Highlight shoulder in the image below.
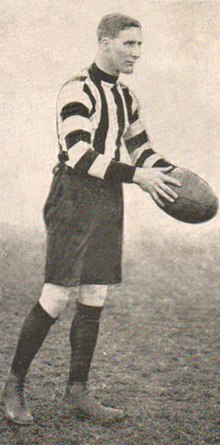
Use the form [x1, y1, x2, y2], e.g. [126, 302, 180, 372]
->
[67, 67, 89, 84]
[57, 67, 92, 107]
[60, 67, 89, 92]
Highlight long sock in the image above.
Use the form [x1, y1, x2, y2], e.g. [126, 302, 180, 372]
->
[68, 301, 103, 385]
[11, 302, 56, 381]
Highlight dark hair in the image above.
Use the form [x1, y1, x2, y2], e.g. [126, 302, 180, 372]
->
[97, 13, 141, 42]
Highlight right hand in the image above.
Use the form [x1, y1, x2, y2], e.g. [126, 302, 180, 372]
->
[133, 166, 181, 207]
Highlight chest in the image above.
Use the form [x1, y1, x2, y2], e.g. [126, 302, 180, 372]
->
[90, 81, 130, 135]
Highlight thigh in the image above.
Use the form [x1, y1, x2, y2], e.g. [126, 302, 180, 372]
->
[80, 181, 124, 285]
[78, 285, 108, 307]
[43, 167, 105, 286]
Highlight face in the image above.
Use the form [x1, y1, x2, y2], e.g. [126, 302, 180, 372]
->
[103, 27, 143, 75]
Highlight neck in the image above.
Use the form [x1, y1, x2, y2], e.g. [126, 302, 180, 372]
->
[95, 55, 119, 77]
[90, 63, 118, 84]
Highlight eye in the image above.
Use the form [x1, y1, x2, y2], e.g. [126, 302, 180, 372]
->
[124, 41, 142, 47]
[124, 41, 135, 46]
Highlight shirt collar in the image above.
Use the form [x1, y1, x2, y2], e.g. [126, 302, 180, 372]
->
[89, 63, 119, 84]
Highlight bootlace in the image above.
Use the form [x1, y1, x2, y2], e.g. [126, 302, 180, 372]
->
[15, 381, 25, 407]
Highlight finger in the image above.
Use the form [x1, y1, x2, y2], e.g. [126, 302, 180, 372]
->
[159, 183, 178, 199]
[151, 191, 165, 207]
[154, 166, 173, 173]
[155, 185, 175, 203]
[163, 176, 182, 187]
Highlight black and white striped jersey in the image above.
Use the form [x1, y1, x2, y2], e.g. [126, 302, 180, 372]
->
[56, 63, 171, 183]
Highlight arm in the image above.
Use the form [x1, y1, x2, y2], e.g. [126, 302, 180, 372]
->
[123, 88, 172, 170]
[122, 88, 181, 205]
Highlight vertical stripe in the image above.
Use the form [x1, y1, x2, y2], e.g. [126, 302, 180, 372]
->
[122, 87, 132, 124]
[89, 69, 109, 154]
[118, 84, 130, 133]
[86, 77, 102, 139]
[122, 87, 138, 124]
[102, 84, 119, 159]
[83, 84, 96, 117]
[111, 85, 125, 161]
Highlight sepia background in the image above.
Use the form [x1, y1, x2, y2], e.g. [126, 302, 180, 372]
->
[0, 1, 220, 444]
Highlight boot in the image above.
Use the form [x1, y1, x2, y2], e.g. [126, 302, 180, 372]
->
[1, 373, 34, 425]
[63, 383, 125, 424]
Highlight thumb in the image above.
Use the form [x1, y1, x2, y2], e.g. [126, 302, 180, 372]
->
[157, 166, 174, 173]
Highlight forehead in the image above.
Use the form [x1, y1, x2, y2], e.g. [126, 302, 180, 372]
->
[115, 27, 142, 43]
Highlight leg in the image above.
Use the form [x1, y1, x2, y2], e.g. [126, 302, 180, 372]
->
[78, 284, 108, 307]
[68, 285, 107, 384]
[2, 283, 72, 424]
[64, 285, 124, 423]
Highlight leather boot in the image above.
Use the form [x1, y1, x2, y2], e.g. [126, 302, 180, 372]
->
[63, 383, 125, 424]
[1, 373, 34, 425]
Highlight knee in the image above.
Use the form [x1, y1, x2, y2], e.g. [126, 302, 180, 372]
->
[78, 285, 108, 307]
[39, 283, 73, 318]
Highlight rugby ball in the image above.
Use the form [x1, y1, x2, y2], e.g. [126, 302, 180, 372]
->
[159, 167, 218, 224]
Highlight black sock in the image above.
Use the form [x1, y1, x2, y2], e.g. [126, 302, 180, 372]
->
[68, 301, 103, 385]
[11, 302, 56, 381]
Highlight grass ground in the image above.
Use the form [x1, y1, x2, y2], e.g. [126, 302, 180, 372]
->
[0, 223, 219, 445]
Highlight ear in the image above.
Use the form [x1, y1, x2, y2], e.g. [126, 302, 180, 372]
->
[99, 37, 112, 52]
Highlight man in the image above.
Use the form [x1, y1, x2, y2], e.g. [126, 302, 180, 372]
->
[2, 13, 180, 425]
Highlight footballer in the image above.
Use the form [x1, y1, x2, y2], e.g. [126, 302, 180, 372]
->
[2, 13, 180, 424]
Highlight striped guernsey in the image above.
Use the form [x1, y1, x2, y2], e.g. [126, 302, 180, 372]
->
[56, 63, 171, 182]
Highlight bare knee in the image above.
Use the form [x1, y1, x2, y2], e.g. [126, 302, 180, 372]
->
[39, 283, 73, 318]
[78, 285, 108, 307]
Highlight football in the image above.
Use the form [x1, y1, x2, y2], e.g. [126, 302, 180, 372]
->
[159, 167, 218, 224]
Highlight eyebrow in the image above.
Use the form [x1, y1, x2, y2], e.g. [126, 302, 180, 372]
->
[124, 40, 143, 44]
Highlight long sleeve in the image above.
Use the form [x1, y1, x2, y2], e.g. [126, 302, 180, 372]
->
[123, 88, 173, 169]
[57, 79, 136, 183]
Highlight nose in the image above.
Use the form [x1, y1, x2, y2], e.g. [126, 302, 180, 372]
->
[131, 44, 141, 59]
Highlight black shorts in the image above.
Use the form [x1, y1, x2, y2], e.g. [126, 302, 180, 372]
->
[43, 165, 123, 286]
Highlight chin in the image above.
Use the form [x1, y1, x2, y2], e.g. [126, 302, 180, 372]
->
[121, 66, 134, 75]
